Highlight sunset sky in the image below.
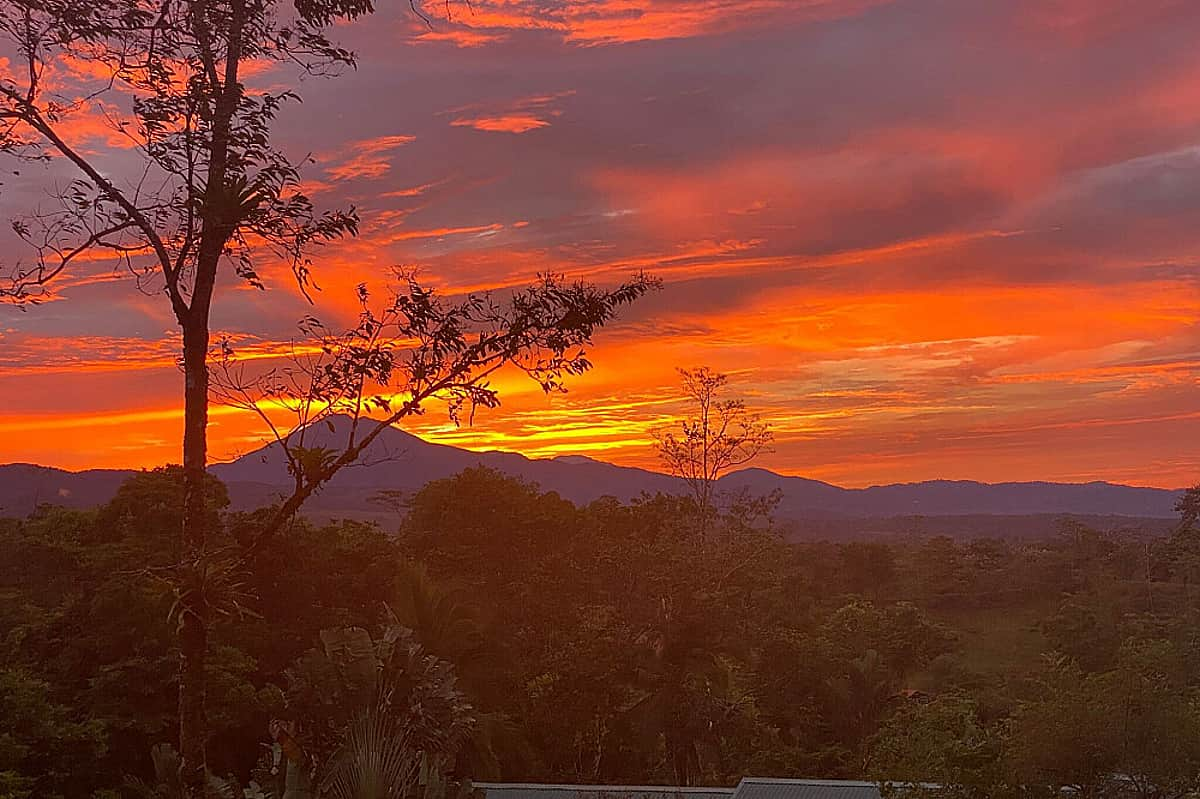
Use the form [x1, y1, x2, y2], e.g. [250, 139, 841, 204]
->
[1, 0, 1198, 488]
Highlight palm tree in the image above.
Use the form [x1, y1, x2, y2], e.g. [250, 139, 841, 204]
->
[391, 562, 487, 674]
[274, 625, 476, 797]
[124, 743, 238, 799]
[824, 649, 896, 767]
[318, 709, 423, 799]
[622, 608, 741, 785]
[390, 561, 528, 780]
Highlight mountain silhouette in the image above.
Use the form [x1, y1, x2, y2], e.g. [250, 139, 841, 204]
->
[0, 414, 1186, 526]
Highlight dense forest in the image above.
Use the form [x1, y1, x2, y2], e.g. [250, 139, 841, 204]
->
[3, 465, 1200, 798]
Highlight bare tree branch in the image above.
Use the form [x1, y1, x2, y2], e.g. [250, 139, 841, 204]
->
[210, 271, 660, 564]
[653, 366, 773, 524]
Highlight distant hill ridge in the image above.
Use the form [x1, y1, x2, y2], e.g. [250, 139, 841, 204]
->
[0, 415, 1186, 525]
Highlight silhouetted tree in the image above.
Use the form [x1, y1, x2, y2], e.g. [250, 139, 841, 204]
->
[653, 367, 772, 527]
[1177, 486, 1200, 533]
[212, 272, 656, 564]
[0, 3, 367, 791]
[0, 4, 654, 793]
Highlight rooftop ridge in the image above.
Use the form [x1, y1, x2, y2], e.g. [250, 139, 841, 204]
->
[736, 779, 878, 787]
[473, 786, 733, 794]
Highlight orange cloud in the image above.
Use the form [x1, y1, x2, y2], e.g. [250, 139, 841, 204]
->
[452, 114, 550, 133]
[4, 0, 1200, 491]
[445, 91, 572, 134]
[0, 335, 178, 376]
[324, 134, 416, 180]
[415, 28, 507, 47]
[411, 0, 891, 46]
[376, 222, 505, 244]
[382, 180, 443, 198]
[3, 268, 1196, 486]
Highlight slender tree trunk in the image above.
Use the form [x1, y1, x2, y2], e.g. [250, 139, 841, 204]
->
[175, 5, 235, 783]
[668, 728, 694, 787]
[179, 319, 211, 797]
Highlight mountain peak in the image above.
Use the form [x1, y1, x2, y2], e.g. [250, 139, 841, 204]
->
[722, 466, 840, 490]
[1, 421, 1186, 523]
[552, 454, 604, 465]
[301, 413, 421, 442]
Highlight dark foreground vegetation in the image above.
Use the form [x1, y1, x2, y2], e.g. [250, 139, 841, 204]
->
[3, 466, 1200, 798]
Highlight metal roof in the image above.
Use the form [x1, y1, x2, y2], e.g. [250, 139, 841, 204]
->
[473, 778, 898, 799]
[473, 783, 735, 799]
[731, 778, 884, 799]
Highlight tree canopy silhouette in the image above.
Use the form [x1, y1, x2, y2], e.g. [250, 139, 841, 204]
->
[0, 3, 654, 794]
